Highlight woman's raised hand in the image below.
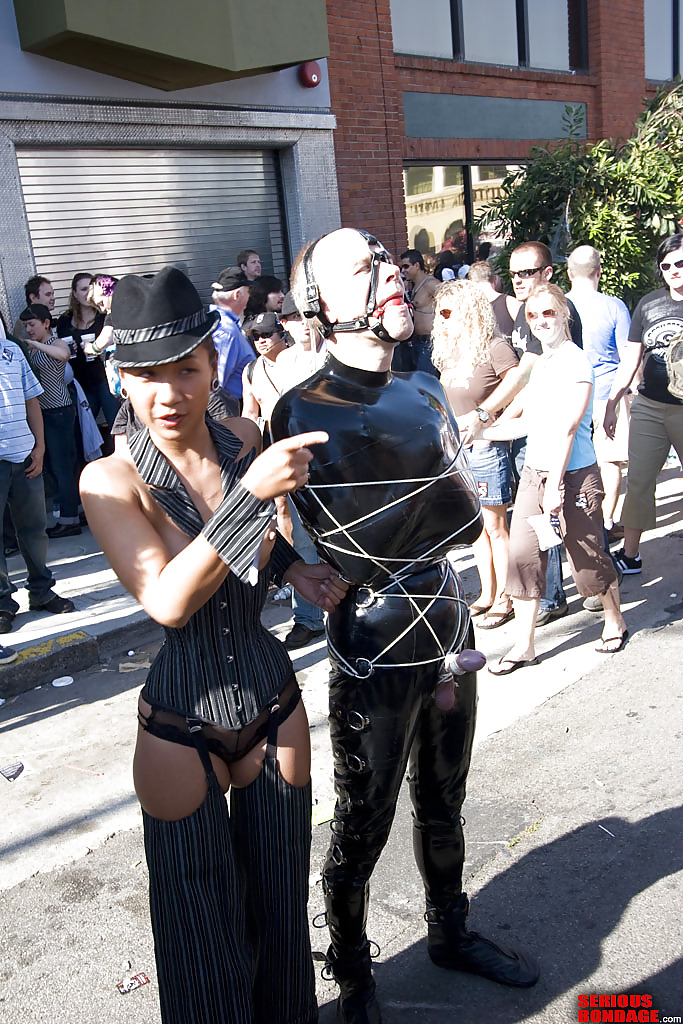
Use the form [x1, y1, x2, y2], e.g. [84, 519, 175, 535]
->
[242, 432, 329, 502]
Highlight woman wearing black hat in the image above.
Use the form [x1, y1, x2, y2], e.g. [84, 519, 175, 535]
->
[80, 266, 346, 1024]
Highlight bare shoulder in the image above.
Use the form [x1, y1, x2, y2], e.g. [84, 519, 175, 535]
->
[220, 415, 262, 456]
[80, 449, 139, 501]
[426, 276, 440, 297]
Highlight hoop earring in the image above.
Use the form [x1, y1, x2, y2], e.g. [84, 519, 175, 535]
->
[120, 387, 128, 400]
[211, 377, 220, 392]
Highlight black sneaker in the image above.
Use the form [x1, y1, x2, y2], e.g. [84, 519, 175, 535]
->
[0, 612, 14, 634]
[284, 624, 325, 650]
[46, 523, 82, 539]
[28, 595, 76, 614]
[613, 548, 642, 575]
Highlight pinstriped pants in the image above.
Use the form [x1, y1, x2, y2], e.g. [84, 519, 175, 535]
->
[143, 751, 317, 1023]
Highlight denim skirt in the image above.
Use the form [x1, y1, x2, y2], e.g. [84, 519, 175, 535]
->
[467, 440, 512, 506]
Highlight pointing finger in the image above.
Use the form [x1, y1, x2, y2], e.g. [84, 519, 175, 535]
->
[276, 431, 329, 451]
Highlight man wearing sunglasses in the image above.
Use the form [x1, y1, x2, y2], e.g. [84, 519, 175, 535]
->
[395, 249, 439, 375]
[509, 242, 583, 357]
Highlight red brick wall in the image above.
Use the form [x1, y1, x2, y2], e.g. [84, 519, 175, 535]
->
[326, 1, 652, 252]
[589, 0, 646, 142]
[326, 0, 408, 256]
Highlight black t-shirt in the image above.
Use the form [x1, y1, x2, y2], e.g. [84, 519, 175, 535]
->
[511, 296, 583, 357]
[629, 287, 683, 405]
[111, 386, 240, 439]
[56, 311, 107, 391]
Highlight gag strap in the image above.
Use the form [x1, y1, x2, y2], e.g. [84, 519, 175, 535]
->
[302, 229, 408, 343]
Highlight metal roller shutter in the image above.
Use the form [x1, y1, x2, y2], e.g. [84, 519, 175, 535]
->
[15, 147, 289, 305]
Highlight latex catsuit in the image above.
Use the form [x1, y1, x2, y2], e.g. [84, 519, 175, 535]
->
[270, 354, 483, 958]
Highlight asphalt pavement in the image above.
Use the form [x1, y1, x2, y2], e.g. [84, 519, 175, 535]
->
[0, 467, 682, 1023]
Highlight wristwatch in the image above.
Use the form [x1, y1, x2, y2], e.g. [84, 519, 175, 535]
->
[475, 407, 490, 423]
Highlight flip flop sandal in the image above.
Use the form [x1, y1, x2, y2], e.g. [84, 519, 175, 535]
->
[476, 607, 515, 629]
[595, 630, 629, 654]
[489, 656, 539, 676]
[469, 603, 492, 617]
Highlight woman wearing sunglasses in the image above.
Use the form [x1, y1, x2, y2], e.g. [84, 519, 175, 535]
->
[604, 234, 683, 576]
[432, 280, 519, 627]
[484, 283, 627, 673]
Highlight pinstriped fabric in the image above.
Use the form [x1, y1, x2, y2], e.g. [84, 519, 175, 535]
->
[130, 418, 277, 584]
[144, 777, 253, 1024]
[145, 764, 318, 1023]
[135, 422, 317, 1022]
[130, 419, 299, 728]
[231, 764, 317, 1024]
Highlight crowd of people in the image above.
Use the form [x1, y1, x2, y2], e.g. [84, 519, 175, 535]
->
[0, 227, 681, 1023]
[0, 250, 325, 660]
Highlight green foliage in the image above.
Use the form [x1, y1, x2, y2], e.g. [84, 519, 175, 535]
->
[476, 82, 683, 309]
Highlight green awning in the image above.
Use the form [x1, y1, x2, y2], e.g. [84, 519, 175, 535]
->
[13, 0, 329, 90]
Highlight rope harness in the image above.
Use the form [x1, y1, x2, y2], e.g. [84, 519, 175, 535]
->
[302, 448, 480, 679]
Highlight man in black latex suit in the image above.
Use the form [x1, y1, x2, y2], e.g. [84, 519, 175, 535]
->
[271, 229, 539, 1024]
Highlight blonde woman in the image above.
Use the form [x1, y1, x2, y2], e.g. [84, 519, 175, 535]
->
[484, 283, 627, 673]
[432, 279, 519, 627]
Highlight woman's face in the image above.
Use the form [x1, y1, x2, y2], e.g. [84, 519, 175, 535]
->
[119, 346, 213, 439]
[266, 290, 284, 313]
[525, 293, 568, 350]
[74, 278, 93, 307]
[659, 244, 683, 295]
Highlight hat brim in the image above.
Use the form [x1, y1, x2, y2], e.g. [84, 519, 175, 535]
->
[113, 310, 220, 368]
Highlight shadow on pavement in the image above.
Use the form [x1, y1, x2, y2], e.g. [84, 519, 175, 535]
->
[318, 806, 683, 1022]
[0, 792, 140, 860]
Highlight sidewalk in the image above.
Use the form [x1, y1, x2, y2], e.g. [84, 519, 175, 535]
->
[0, 524, 151, 697]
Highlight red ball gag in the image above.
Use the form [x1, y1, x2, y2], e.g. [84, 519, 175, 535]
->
[298, 61, 322, 88]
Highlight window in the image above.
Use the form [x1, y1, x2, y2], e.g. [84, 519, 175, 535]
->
[461, 0, 518, 66]
[405, 166, 435, 196]
[403, 163, 521, 264]
[644, 0, 683, 80]
[392, 0, 588, 73]
[389, 0, 454, 59]
[527, 0, 570, 72]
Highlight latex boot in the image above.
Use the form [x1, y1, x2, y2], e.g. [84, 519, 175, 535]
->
[326, 941, 382, 1024]
[426, 893, 540, 987]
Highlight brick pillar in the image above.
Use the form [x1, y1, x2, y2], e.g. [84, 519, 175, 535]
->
[588, 0, 646, 142]
[326, 0, 408, 255]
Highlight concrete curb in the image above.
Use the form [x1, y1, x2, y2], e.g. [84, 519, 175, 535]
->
[0, 616, 162, 699]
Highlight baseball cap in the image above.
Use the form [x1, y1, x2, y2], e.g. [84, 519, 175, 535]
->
[242, 311, 283, 336]
[211, 266, 248, 292]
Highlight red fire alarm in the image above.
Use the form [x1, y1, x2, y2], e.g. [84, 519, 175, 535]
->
[298, 61, 322, 88]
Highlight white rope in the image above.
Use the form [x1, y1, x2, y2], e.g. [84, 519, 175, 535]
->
[301, 451, 479, 678]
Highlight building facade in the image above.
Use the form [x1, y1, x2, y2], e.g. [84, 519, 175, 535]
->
[326, 0, 673, 261]
[0, 0, 339, 326]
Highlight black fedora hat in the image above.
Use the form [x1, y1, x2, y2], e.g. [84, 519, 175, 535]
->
[112, 266, 219, 368]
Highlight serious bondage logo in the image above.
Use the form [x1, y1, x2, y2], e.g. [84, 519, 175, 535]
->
[578, 993, 679, 1022]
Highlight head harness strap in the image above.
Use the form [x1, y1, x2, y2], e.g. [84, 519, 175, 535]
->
[302, 229, 410, 343]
